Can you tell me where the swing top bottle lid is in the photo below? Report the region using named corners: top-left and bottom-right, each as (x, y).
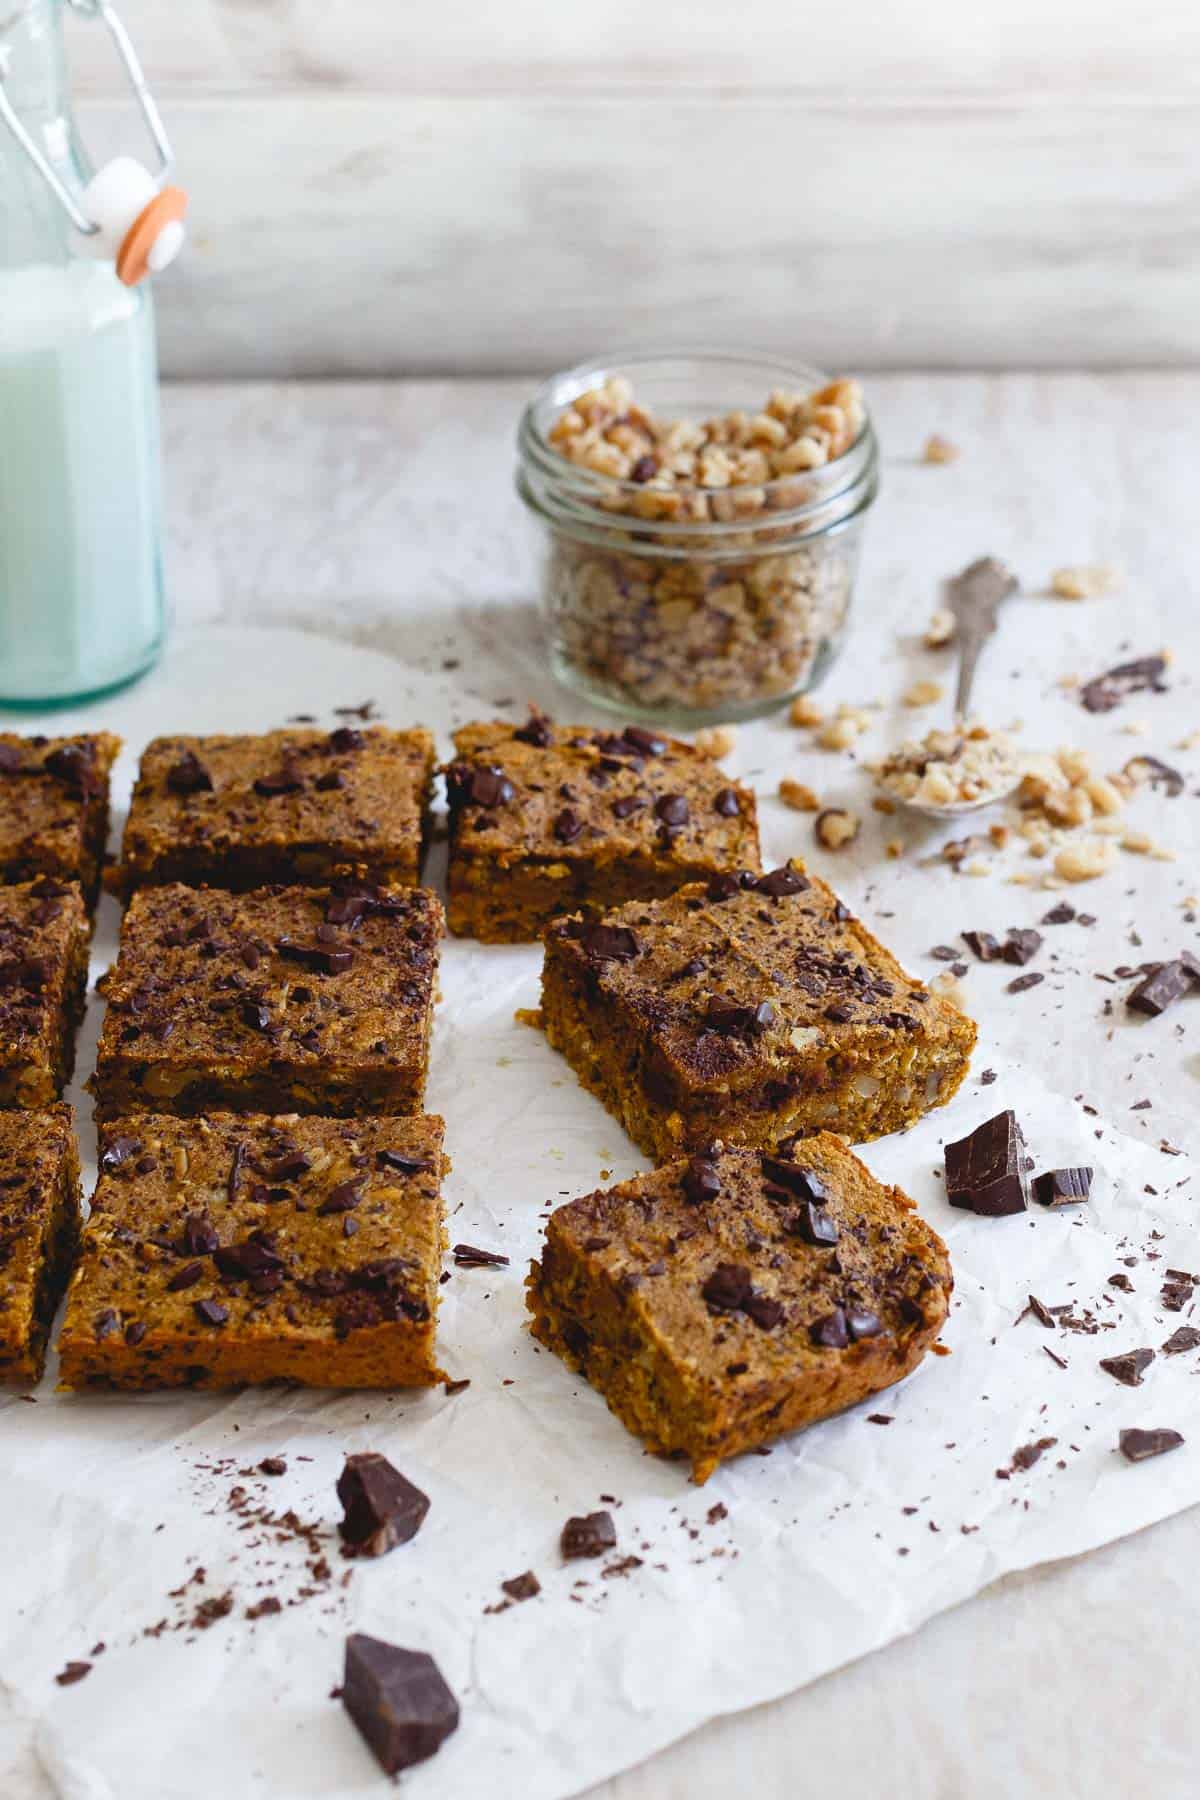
top-left (82, 155), bottom-right (188, 286)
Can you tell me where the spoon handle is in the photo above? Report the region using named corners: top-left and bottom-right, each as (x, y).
top-left (946, 556), bottom-right (1019, 725)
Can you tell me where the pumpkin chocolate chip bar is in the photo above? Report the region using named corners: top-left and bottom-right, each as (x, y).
top-left (540, 864), bottom-right (975, 1160)
top-left (0, 879), bottom-right (90, 1110)
top-left (0, 1106), bottom-right (81, 1385)
top-left (58, 1112), bottom-right (447, 1391)
top-left (90, 882), bottom-right (441, 1120)
top-left (444, 715), bottom-right (760, 942)
top-left (118, 727), bottom-right (435, 896)
top-left (0, 732), bottom-right (120, 909)
top-left (527, 1135), bottom-right (951, 1482)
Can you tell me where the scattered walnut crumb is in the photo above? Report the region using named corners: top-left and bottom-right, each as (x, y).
top-left (1176, 730), bottom-right (1200, 751)
top-left (514, 1007), bottom-right (544, 1029)
top-left (789, 693), bottom-right (825, 728)
top-left (872, 795), bottom-right (896, 814)
top-left (988, 823), bottom-right (1009, 847)
top-left (931, 970), bottom-right (969, 1007)
top-left (1054, 839), bottom-right (1117, 883)
top-left (816, 715), bottom-right (859, 752)
top-left (692, 725), bottom-right (737, 759)
top-left (1123, 720), bottom-right (1150, 737)
top-left (923, 607), bottom-right (956, 648)
top-left (1120, 830), bottom-right (1154, 855)
top-left (922, 435), bottom-right (960, 465)
top-left (902, 679), bottom-right (944, 709)
top-left (1050, 564), bottom-right (1119, 600)
top-left (885, 838), bottom-right (905, 859)
top-left (778, 778), bottom-right (820, 812)
top-left (814, 808), bottom-right (860, 850)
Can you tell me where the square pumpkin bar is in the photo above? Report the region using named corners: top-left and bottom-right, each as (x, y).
top-left (0, 880), bottom-right (91, 1110)
top-left (118, 727), bottom-right (436, 895)
top-left (528, 1135), bottom-right (952, 1482)
top-left (0, 1107), bottom-right (81, 1385)
top-left (541, 864), bottom-right (975, 1160)
top-left (91, 883), bottom-right (441, 1120)
top-left (58, 1112), bottom-right (447, 1390)
top-left (0, 732), bottom-right (120, 909)
top-left (444, 715), bottom-right (760, 942)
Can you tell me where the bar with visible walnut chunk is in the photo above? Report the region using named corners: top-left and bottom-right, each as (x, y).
top-left (0, 732), bottom-right (120, 909)
top-left (0, 880), bottom-right (90, 1110)
top-left (541, 864), bottom-right (975, 1160)
top-left (0, 1107), bottom-right (81, 1385)
top-left (58, 1112), bottom-right (447, 1391)
top-left (118, 727), bottom-right (435, 896)
top-left (527, 1136), bottom-right (952, 1482)
top-left (91, 882), bottom-right (441, 1120)
top-left (444, 715), bottom-right (760, 942)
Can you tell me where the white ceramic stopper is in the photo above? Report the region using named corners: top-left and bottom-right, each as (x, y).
top-left (82, 156), bottom-right (159, 254)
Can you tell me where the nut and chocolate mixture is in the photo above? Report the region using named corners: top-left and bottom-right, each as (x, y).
top-left (0, 879), bottom-right (90, 1110)
top-left (444, 714), bottom-right (760, 942)
top-left (541, 864), bottom-right (975, 1162)
top-left (58, 1113), bottom-right (447, 1390)
top-left (528, 1136), bottom-right (952, 1483)
top-left (0, 1106), bottom-right (81, 1385)
top-left (91, 883), bottom-right (442, 1120)
top-left (542, 375), bottom-right (868, 714)
top-left (0, 732), bottom-right (120, 909)
top-left (119, 727), bottom-right (435, 896)
top-left (874, 724), bottom-right (1020, 810)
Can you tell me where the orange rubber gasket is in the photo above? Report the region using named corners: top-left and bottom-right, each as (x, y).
top-left (116, 185), bottom-right (189, 287)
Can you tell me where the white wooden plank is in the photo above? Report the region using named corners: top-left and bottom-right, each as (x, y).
top-left (74, 92), bottom-right (1200, 377)
top-left (66, 0), bottom-right (1200, 98)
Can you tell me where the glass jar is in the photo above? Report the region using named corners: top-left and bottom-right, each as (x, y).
top-left (516, 349), bottom-right (879, 725)
top-left (0, 0), bottom-right (166, 706)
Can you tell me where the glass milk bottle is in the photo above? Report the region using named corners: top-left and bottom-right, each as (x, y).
top-left (0, 0), bottom-right (188, 705)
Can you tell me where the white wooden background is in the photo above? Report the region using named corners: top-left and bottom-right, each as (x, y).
top-left (65, 0), bottom-right (1200, 376)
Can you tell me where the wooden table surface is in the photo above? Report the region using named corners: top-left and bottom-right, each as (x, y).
top-left (151, 372), bottom-right (1198, 1799)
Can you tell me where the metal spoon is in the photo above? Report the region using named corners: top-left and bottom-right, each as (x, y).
top-left (881, 555), bottom-right (1021, 821)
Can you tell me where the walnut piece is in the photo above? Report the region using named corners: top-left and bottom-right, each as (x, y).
top-left (814, 808), bottom-right (860, 850)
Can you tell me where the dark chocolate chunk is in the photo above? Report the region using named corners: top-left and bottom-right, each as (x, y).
top-left (452, 1242), bottom-right (510, 1268)
top-left (1118, 1427), bottom-right (1184, 1463)
top-left (375, 1149), bottom-right (433, 1175)
top-left (713, 787), bottom-right (741, 817)
top-left (810, 1308), bottom-right (850, 1349)
top-left (166, 750), bottom-right (213, 795)
top-left (500, 1571), bottom-right (541, 1602)
top-left (1041, 902), bottom-right (1076, 925)
top-left (337, 1453), bottom-right (430, 1558)
top-left (944, 1110), bottom-right (1030, 1216)
top-left (276, 937), bottom-right (353, 975)
top-left (1079, 655), bottom-right (1168, 713)
top-left (93, 1308), bottom-right (119, 1340)
top-left (43, 742), bottom-right (98, 794)
top-left (181, 1213), bottom-right (220, 1255)
top-left (561, 1510), bottom-right (618, 1560)
top-left (572, 922), bottom-right (639, 963)
top-left (743, 1291), bottom-right (785, 1330)
top-left (703, 997), bottom-right (775, 1037)
top-left (790, 1201), bottom-right (840, 1248)
top-left (1125, 753), bottom-right (1184, 797)
top-left (514, 711), bottom-right (553, 747)
top-left (611, 795), bottom-right (644, 821)
top-left (654, 793), bottom-right (689, 829)
top-left (1032, 1167), bottom-right (1092, 1208)
top-left (760, 1156), bottom-right (828, 1205)
top-left (342, 1634), bottom-right (459, 1775)
top-left (214, 1236), bottom-right (286, 1284)
top-left (55, 1661), bottom-right (92, 1686)
top-left (240, 999), bottom-right (272, 1033)
top-left (99, 1134), bottom-right (142, 1174)
top-left (846, 1309), bottom-right (883, 1341)
top-left (0, 743), bottom-right (22, 773)
top-left (706, 869), bottom-right (755, 901)
top-left (1099, 1348), bottom-right (1154, 1387)
top-left (447, 763), bottom-right (514, 809)
top-left (264, 1151), bottom-right (311, 1182)
top-left (1162, 1327), bottom-right (1200, 1356)
top-left (1003, 929), bottom-right (1043, 966)
top-left (1127, 961), bottom-right (1192, 1018)
top-left (328, 726), bottom-right (365, 753)
top-left (681, 1157), bottom-right (721, 1205)
top-left (259, 1456), bottom-right (288, 1476)
top-left (316, 1179), bottom-right (364, 1217)
top-left (1006, 971), bottom-right (1044, 994)
top-left (166, 1261), bottom-right (204, 1292)
top-left (553, 807), bottom-right (583, 844)
top-left (963, 930), bottom-right (1002, 962)
top-left (622, 726), bottom-right (666, 756)
top-left (755, 866), bottom-right (808, 898)
top-left (630, 453), bottom-right (659, 483)
top-left (253, 761), bottom-right (304, 796)
top-left (194, 1299), bottom-right (229, 1327)
top-left (701, 1262), bottom-right (753, 1312)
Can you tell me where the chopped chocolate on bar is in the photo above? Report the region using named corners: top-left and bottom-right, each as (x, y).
top-left (560, 1510), bottom-right (618, 1560)
top-left (337, 1453), bottom-right (430, 1558)
top-left (1118, 1427), bottom-right (1184, 1464)
top-left (1032, 1167), bottom-right (1092, 1208)
top-left (944, 1111), bottom-right (1030, 1217)
top-left (1098, 1348), bottom-right (1154, 1388)
top-left (342, 1634), bottom-right (459, 1775)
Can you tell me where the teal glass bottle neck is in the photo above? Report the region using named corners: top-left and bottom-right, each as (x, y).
top-left (0, 0), bottom-right (92, 268)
